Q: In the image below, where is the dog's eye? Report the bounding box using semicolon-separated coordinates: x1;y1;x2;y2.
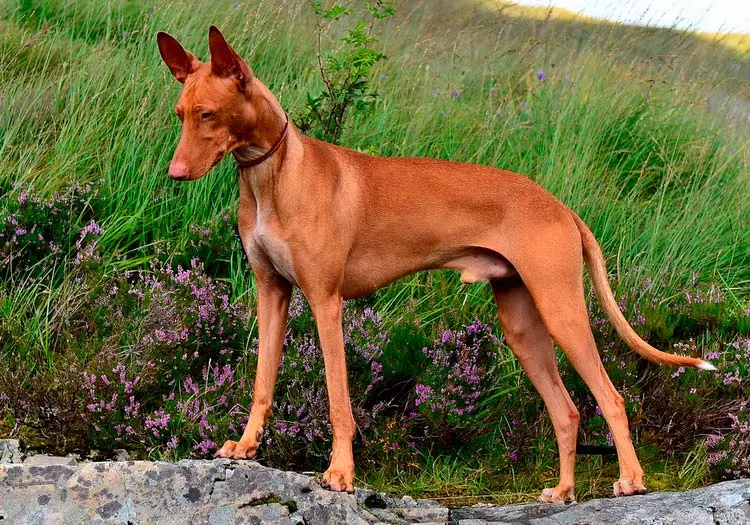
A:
200;111;214;120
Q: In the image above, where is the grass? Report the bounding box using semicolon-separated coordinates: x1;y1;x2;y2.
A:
361;443;711;504
1;0;749;503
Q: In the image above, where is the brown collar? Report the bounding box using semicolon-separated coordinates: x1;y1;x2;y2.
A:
235;115;289;168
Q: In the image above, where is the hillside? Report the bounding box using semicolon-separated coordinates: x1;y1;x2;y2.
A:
1;0;749;503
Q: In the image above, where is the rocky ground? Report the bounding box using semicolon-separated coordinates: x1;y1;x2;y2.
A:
1;439;749;524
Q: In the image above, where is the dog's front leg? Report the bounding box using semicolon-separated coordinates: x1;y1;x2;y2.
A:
216;272;292;459
309;294;356;493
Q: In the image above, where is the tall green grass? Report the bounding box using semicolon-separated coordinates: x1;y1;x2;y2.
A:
2;0;747;312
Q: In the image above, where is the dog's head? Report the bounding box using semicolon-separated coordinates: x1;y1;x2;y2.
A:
157;26;258;181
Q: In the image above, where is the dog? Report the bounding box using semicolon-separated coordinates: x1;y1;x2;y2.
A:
156;26;715;502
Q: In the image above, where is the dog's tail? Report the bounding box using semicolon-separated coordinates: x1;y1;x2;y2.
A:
572;213;716;371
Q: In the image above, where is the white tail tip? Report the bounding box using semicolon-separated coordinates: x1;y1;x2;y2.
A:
697;361;717;371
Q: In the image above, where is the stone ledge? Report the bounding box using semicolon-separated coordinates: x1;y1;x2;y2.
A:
0;439;22;464
0;455;748;524
451;478;750;524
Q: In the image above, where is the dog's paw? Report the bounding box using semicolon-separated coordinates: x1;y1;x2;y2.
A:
613;478;647;497
539;485;576;504
214;439;258;459
320;466;355;493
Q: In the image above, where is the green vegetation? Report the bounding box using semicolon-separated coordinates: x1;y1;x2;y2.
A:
298;0;395;143
1;0;748;504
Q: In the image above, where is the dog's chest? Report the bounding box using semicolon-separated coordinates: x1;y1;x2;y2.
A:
238;176;300;284
250;219;298;284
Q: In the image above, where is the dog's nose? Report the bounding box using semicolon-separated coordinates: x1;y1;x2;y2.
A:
168;162;190;180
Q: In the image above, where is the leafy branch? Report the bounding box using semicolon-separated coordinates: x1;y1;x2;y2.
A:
297;0;395;144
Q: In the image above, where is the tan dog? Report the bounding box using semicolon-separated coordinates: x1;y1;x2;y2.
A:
157;26;715;502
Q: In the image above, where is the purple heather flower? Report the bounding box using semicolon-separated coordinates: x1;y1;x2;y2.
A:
174;267;191;284
194;439;217;455
414;384;433;406
79;219;103;239
128;288;145;300
537;70;545;81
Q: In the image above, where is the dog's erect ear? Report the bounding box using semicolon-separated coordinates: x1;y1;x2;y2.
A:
208;25;253;91
157;31;200;83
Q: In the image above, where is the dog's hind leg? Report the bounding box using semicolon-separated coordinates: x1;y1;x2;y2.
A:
492;278;579;504
514;233;647;497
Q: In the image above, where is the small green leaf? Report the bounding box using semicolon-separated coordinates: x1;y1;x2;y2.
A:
323;4;350;20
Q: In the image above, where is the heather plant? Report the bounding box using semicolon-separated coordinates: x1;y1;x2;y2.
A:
173;212;241;280
0;251;254;456
0;182;104;281
0;357;91;452
0;184;106;365
414;319;503;438
81;257;253;455
81;355;251;459
81;356;162;451
707;394;750;479
133;258;249;374
80;256;251;367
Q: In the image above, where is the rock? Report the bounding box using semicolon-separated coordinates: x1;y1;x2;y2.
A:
369;507;409;524
21;454;77;467
0;439;22;464
450;478;750;524
0;459;376;525
0;458;748;524
85;449;103;461
113;449;129;462
395;506;450;522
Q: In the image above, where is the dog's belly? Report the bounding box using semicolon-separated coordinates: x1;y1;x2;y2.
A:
340;246;516;298
439;249;516;283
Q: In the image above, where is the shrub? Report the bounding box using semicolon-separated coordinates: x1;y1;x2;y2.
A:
0;182;104;281
297;0;395;144
413;319;502;439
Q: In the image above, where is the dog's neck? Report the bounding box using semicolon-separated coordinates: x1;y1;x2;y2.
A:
234;80;305;213
232;80;289;171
